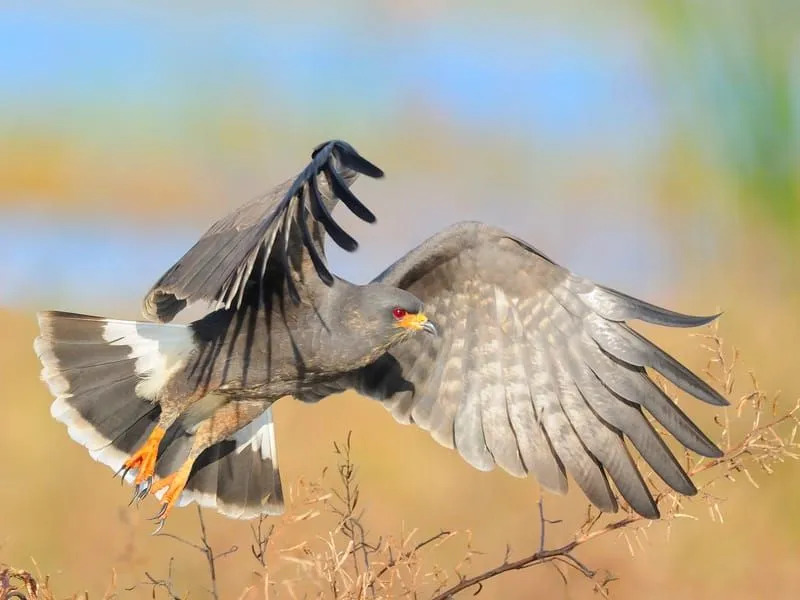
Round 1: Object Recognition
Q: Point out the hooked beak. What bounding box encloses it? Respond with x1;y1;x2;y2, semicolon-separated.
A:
422;319;438;336
396;312;439;336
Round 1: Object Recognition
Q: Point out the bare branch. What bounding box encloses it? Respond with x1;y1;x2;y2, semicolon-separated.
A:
372;531;455;581
196;506;239;600
150;507;237;600
125;557;181;600
250;515;275;568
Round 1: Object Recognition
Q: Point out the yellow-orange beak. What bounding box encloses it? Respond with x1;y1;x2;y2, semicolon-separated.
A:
395;312;438;336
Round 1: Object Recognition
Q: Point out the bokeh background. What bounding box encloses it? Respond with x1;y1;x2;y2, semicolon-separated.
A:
2;1;799;598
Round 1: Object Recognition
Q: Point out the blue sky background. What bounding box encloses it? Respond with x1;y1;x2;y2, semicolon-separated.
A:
1;2;790;314
0;4;660;143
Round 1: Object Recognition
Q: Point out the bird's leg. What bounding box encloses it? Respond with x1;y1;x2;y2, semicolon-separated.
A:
148;399;267;533
118;425;166;486
117;400;189;500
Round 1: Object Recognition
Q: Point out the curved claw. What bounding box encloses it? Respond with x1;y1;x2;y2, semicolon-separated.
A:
129;477;153;506
114;464;132;484
149;503;169;522
144;457;193;532
151;519;166;536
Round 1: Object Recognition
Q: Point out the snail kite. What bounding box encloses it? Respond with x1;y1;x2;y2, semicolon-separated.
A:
34;140;726;529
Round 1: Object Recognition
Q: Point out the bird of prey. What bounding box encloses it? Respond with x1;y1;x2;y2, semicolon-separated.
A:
34;140;727;530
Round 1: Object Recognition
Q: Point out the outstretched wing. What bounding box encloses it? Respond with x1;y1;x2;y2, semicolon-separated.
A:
354;221;726;519
143;140;384;322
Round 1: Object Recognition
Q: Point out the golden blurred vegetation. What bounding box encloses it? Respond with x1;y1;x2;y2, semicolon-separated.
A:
2;313;800;599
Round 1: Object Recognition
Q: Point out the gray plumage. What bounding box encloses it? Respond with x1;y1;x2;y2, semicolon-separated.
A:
348;224;725;519
143;141;383;322
34;140;726;524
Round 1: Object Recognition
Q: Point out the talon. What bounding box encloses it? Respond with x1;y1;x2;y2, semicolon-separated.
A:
148;458;193;527
120;426;166;486
151;519;166;535
139;476;153;497
114;464;132;483
149;503;169;521
130;477;153;506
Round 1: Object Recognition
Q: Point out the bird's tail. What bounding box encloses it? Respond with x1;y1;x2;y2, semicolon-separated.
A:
34;311;284;518
34;311;195;476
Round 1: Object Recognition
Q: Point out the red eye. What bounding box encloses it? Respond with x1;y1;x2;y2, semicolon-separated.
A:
392;307;408;320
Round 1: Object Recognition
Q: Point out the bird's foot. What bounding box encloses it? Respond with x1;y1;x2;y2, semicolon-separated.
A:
148;459;192;534
115;426;166;488
129;477;153;506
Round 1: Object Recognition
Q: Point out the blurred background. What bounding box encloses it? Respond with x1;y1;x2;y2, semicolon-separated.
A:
1;1;799;598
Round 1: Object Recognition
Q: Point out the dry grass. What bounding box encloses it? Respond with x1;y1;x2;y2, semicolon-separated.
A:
4;325;798;600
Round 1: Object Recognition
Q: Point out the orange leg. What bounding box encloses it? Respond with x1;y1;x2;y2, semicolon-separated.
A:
149;457;194;528
144;400;267;532
121;426;166;485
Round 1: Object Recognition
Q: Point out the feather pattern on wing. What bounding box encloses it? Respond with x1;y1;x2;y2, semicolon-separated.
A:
352;221;726;518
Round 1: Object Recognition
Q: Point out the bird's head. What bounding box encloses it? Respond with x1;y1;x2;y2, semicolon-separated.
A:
345;284;437;359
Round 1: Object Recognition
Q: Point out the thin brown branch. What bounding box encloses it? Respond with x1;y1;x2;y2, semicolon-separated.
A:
154;532;205;553
430;514;640;600
429;540;583;600
196;506;240;600
372;531;454;581
125;557;181;600
196;506;219;600
250;515;275;568
151;507;237;600
690;405;800;478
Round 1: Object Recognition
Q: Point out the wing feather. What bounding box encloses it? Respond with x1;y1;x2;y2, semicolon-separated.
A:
547;277;693;501
531;330;617;512
538;286;658;515
583;314;727;406
569;334;697;494
143;140;384;322
581;284;720;327
479;288;526;477
454;287;495;471
353;221;726;518
504;302;568;493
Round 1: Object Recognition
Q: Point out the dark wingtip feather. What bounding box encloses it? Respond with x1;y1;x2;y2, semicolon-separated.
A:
635;501;661;520
700;441;724;459
323;165;377;223
616;325;731;408
298;199;334;286
653;311;722;328
689;312;723;326
660;360;730;407
313;139;385;179
674;476;698;497
342;155;384;179
703;387;730;407
306;173;359;251
595;286;723;329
